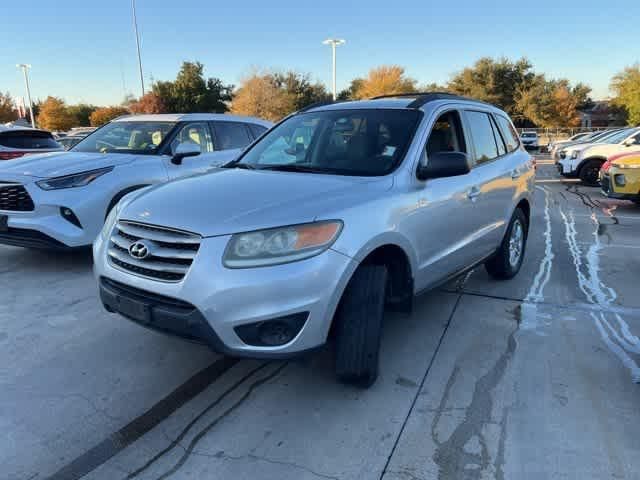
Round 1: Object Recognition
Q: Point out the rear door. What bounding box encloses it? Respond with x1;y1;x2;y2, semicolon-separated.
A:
462;110;522;257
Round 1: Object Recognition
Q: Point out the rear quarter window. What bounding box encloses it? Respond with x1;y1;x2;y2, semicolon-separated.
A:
494;115;520;152
0;131;60;149
248;123;268;140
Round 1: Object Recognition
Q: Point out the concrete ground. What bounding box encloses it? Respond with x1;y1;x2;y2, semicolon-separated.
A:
2;159;640;480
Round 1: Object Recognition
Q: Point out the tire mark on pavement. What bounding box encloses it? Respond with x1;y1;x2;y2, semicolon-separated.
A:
152;362;289;480
125;361;270;479
42;356;239;480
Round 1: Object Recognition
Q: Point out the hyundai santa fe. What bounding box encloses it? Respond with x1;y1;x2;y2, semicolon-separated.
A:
0;114;272;249
93;93;535;387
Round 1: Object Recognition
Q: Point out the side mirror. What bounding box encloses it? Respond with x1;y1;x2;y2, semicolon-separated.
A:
623;137;637;147
171;142;201;165
417;151;471;181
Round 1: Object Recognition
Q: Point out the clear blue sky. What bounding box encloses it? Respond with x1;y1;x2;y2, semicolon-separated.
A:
1;0;638;106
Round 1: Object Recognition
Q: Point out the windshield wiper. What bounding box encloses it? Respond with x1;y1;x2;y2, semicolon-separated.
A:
258;164;333;174
220;162;257;170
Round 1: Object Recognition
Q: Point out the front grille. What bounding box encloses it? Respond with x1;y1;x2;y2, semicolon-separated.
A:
0;183;34;211
108;220;201;282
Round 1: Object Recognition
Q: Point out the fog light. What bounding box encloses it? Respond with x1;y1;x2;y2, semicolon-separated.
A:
60;207;82;228
614;174;626;187
234;312;308;347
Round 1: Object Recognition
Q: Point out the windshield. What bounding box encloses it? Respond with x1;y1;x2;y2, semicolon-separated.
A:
521;132;537;138
601;129;633;144
233;109;421;176
72;121;176;154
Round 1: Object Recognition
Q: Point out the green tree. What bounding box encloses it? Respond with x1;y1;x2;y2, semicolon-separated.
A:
338;78;364;100
611;64;640;126
67;104;97;127
89;106;129;126
272;71;330;110
37;96;75;131
0;92;18;123
448;57;536;116
152;61;233;113
353;66;417;99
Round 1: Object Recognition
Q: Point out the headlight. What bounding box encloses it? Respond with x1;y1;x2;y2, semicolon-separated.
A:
223;220;343;268
100;203;120;241
570;150;579;159
37;166;114;190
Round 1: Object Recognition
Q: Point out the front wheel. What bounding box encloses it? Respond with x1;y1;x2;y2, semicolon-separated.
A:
485;208;528;280
579;159;603;186
334;264;388;388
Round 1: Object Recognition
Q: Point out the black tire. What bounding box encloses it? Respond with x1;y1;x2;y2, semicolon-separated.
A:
485;208;528;280
334;264;388;388
579;159;603;186
633;198;640;205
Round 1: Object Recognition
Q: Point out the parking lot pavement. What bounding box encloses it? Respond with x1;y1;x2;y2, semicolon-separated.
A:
2;158;640;480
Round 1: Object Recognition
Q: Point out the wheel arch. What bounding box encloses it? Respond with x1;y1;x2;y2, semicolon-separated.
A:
105;184;151;219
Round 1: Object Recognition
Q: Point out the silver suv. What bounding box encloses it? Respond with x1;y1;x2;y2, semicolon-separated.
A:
93;93;534;387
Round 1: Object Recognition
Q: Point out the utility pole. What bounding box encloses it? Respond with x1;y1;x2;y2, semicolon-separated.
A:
132;0;145;96
16;64;35;128
322;39;345;100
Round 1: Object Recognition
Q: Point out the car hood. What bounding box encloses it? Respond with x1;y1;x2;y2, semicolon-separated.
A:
565;142;605;154
0;151;140;178
120;168;392;237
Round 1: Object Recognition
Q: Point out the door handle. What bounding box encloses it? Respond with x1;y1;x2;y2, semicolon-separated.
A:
467;186;481;200
511;170;522;180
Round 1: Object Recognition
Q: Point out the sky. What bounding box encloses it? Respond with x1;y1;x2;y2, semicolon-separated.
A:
1;0;638;107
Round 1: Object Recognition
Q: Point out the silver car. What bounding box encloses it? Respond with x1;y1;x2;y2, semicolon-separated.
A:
93;93;535;387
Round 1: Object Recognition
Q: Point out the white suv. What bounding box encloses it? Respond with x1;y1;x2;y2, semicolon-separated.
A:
557;127;640;185
0;114;271;249
93;94;534;386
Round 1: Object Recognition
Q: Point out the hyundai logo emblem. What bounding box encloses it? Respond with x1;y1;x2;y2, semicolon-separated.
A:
129;241;150;260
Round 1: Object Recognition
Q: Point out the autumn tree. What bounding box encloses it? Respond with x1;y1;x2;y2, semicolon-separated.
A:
338;79;364;100
37;96;75;131
128;92;166;114
231;73;294;121
89;106;129;126
0;92;18;123
67;104;97;127
151;61;233;113
352;66;417;99
611;65;640;126
272;71;330;110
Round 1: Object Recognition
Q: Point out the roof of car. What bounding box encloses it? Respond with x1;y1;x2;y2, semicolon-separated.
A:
304;92;503;114
0;124;51;135
111;113;273;126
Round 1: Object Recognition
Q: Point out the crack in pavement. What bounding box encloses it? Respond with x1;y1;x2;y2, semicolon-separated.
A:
125;362;270;479
194;450;342;480
431;326;518;480
149;362;289;480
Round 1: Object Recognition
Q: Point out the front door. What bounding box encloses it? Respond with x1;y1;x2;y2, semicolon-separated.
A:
165;122;217;180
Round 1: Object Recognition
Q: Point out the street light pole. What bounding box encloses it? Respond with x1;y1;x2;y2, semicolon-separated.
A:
322;38;345;100
132;0;145;96
16;64;35;128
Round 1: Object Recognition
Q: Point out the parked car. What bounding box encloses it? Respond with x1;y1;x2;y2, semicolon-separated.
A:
548;132;592;157
56;135;84;150
93;93;534;387
557;128;640;185
550;130;620;160
0;125;63;160
0;113;272;249
520;131;539;149
600;152;640;204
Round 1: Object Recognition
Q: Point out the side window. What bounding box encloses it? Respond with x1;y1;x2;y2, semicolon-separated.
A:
490;116;507;156
494;115;520;152
213;122;252;150
465;111;499;164
425;110;467;158
248;123;268;140
171;122;214;153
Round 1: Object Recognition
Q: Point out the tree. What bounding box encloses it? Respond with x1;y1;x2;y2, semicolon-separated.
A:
611;65;640;126
338;78;364;100
231;73;295;121
272;71;330;110
37;96;75;131
0;92;18;123
353;66;417;99
151;61;233;113
90;106;129;126
448;57;535;116
128;92;166;114
516;76;591;128
67;104;97;127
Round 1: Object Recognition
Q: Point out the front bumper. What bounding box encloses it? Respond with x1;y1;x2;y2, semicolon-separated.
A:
556;158;577;176
601;172;640;201
93;232;358;358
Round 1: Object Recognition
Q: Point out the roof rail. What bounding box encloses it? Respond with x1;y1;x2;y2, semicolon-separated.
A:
371;92;486;109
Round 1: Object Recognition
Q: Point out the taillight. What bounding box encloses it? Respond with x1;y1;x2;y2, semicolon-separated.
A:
0;151;27;160
601;159;612;173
